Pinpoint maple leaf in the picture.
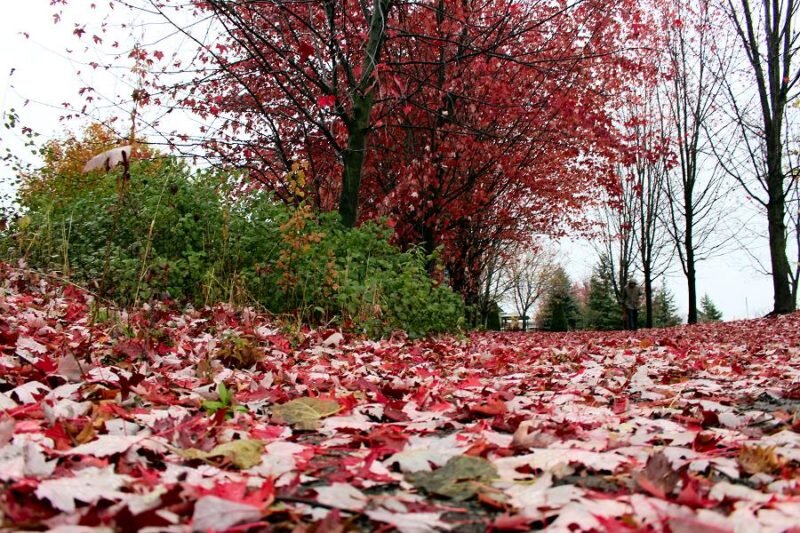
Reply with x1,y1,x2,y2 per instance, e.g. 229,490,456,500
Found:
737,444,783,475
407,455,497,501
180,439,265,469
271,398,341,430
191,495,262,532
365,509,453,533
634,452,680,499
0,442,57,481
16,336,47,363
385,434,467,473
35,466,131,512
297,41,315,61
317,95,336,108
314,483,368,511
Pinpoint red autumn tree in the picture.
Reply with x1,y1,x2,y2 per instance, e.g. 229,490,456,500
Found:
357,0,654,307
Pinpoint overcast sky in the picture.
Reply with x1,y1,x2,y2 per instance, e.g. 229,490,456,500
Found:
0,1,784,321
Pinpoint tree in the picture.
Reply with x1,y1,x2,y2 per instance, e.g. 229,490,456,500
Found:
699,294,723,322
662,0,734,324
582,261,623,330
536,267,580,332
596,179,639,315
652,284,682,327
719,0,800,314
154,0,395,228
617,90,675,327
505,246,556,331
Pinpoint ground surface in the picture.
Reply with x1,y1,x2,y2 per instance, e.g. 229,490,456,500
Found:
2,264,800,532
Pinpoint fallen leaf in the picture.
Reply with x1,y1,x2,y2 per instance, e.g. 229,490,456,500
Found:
738,444,783,475
35,466,131,512
180,439,265,469
407,455,497,500
315,483,368,511
634,452,680,499
191,495,262,532
272,398,341,430
366,508,452,533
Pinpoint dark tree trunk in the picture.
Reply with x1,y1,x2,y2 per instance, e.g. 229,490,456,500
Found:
643,264,653,328
337,0,393,227
339,95,371,227
766,160,795,312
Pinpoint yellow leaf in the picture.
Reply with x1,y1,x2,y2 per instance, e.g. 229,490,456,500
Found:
179,439,264,469
272,398,341,430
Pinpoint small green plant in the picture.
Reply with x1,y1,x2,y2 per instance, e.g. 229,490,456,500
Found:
214,333,262,369
201,382,247,418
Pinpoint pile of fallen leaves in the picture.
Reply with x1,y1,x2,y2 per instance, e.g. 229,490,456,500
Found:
2,263,800,532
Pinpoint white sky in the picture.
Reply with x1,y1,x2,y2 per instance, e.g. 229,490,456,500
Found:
0,1,784,321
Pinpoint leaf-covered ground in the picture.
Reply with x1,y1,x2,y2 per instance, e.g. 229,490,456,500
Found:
2,264,800,532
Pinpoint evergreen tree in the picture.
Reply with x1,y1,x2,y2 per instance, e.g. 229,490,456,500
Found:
582,262,622,330
537,267,580,331
698,294,723,322
652,284,681,327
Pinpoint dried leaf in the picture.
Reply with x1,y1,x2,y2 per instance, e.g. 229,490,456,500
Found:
634,452,680,499
179,439,265,469
738,444,783,475
407,455,497,501
272,398,341,430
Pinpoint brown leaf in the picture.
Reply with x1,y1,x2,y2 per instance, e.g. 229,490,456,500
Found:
738,445,783,475
635,452,680,499
511,420,557,449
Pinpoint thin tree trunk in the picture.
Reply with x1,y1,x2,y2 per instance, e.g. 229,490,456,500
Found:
339,95,371,227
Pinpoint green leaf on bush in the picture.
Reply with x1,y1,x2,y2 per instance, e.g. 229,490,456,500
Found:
179,439,264,469
272,397,341,430
406,455,497,501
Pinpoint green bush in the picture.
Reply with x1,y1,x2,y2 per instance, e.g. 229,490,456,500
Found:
1,157,463,338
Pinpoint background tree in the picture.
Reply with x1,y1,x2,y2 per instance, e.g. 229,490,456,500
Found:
718,0,800,314
662,0,734,323
596,179,639,314
618,90,675,327
652,284,682,327
504,245,556,331
581,260,623,330
536,266,580,332
699,294,724,322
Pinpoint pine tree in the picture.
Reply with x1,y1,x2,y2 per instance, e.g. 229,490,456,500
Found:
537,267,580,331
698,294,723,322
582,262,622,330
652,284,681,327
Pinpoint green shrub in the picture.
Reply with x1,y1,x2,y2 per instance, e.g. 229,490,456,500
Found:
1,156,463,338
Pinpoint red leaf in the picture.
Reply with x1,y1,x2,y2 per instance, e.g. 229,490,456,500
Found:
317,95,336,108
298,41,315,61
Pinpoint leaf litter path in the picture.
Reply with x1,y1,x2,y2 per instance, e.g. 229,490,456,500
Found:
2,265,800,532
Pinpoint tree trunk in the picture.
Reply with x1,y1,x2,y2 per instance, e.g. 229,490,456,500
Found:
339,95,371,227
337,0,392,227
766,169,795,313
643,265,653,328
685,186,698,323
686,258,697,324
